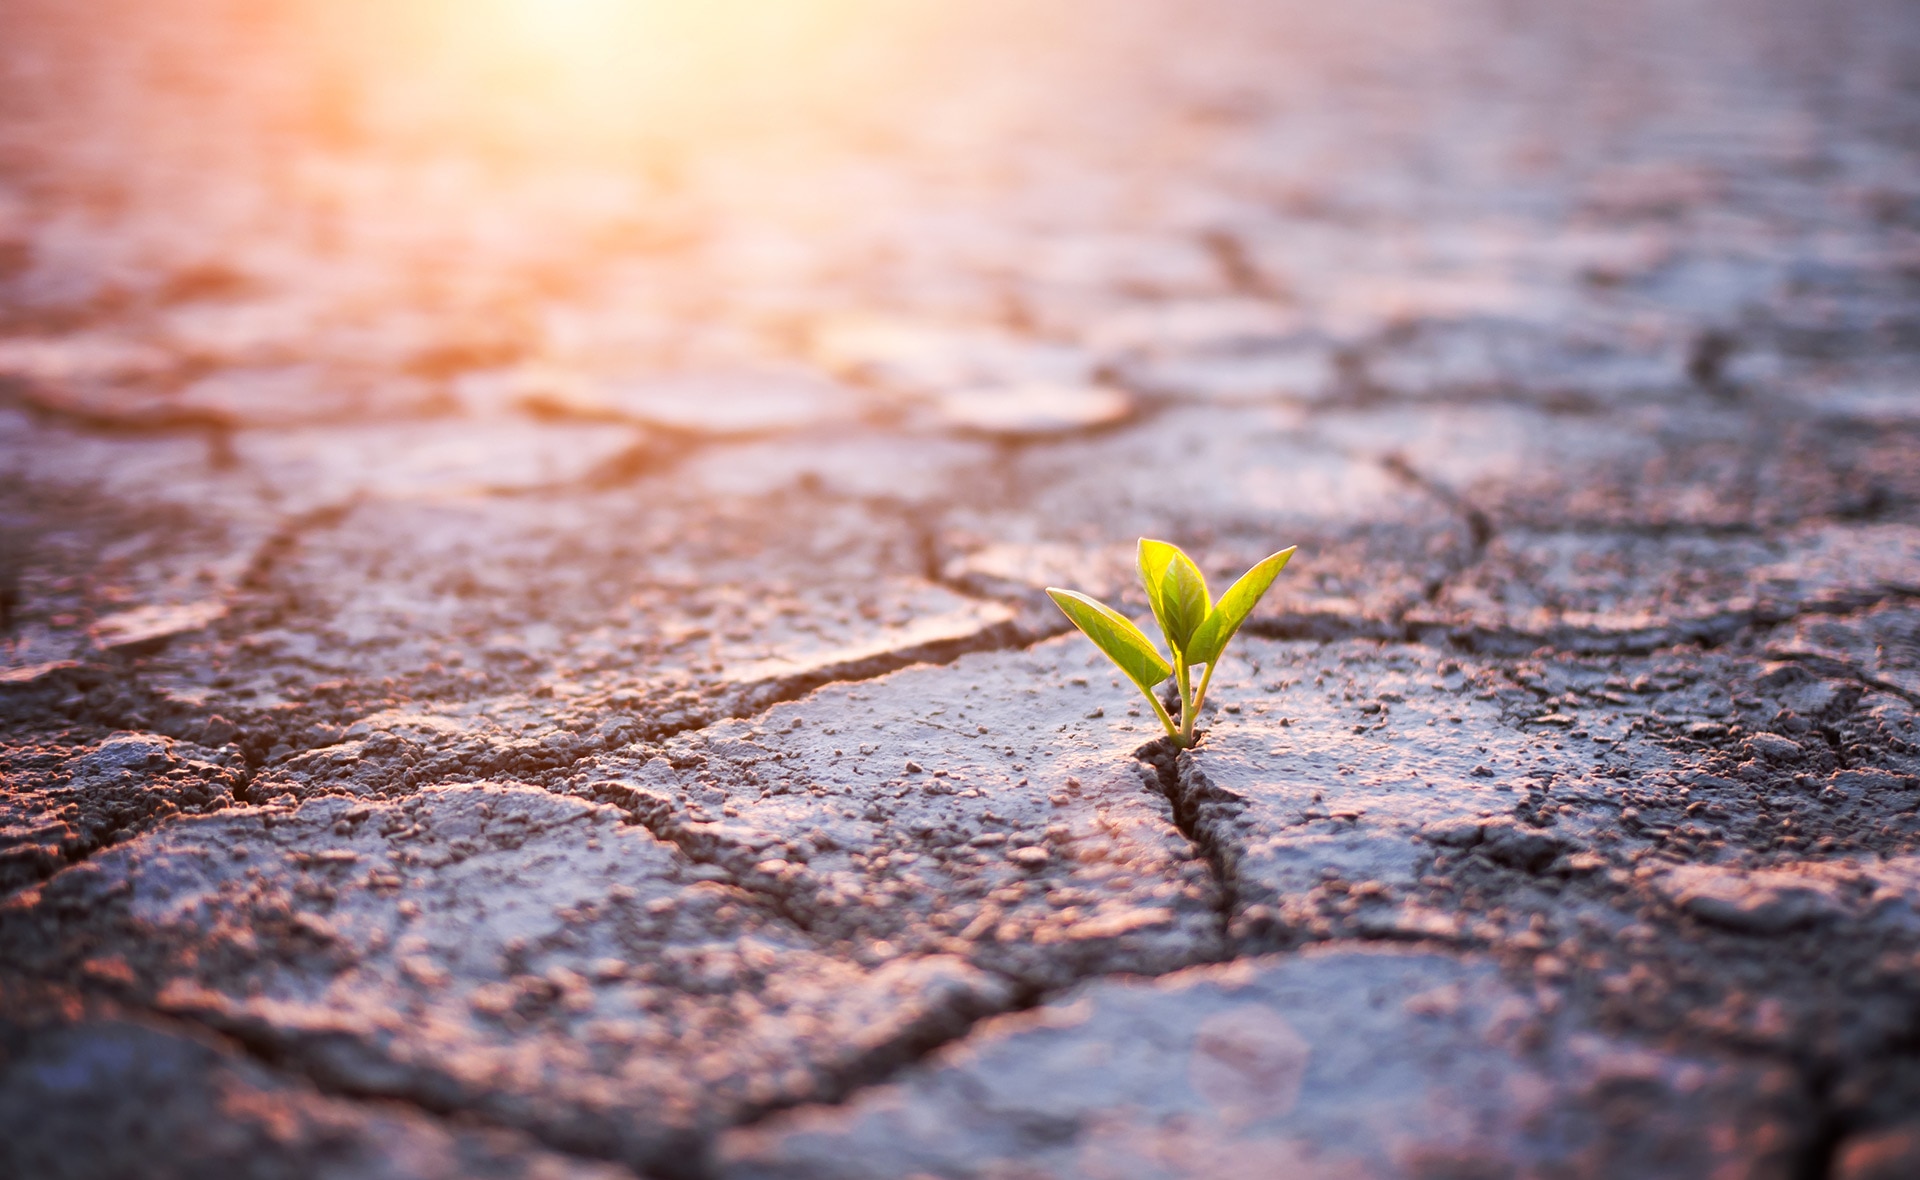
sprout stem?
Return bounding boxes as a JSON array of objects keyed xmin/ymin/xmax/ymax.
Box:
[
  {"xmin": 1185, "ymin": 660, "xmax": 1218, "ymax": 745},
  {"xmin": 1175, "ymin": 656, "xmax": 1194, "ymax": 747},
  {"xmin": 1142, "ymin": 684, "xmax": 1179, "ymax": 742}
]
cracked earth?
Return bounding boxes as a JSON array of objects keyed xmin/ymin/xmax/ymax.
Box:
[{"xmin": 4, "ymin": 0, "xmax": 1920, "ymax": 1176}]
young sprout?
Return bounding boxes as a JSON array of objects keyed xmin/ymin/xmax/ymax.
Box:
[{"xmin": 1047, "ymin": 539, "xmax": 1295, "ymax": 748}]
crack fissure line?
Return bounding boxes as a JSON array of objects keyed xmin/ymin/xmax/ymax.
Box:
[
  {"xmin": 46, "ymin": 984, "xmax": 665, "ymax": 1179},
  {"xmin": 1774, "ymin": 652, "xmax": 1920, "ymax": 708},
  {"xmin": 1379, "ymin": 452, "xmax": 1495, "ymax": 559},
  {"xmin": 1133, "ymin": 737, "xmax": 1240, "ymax": 945}
]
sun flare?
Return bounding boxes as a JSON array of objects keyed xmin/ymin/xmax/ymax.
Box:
[
  {"xmin": 498, "ymin": 0, "xmax": 634, "ymax": 47},
  {"xmin": 304, "ymin": 0, "xmax": 930, "ymax": 152}
]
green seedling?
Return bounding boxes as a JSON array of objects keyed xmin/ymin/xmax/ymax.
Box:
[{"xmin": 1047, "ymin": 539, "xmax": 1295, "ymax": 748}]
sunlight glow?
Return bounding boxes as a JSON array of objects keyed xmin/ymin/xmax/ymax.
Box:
[
  {"xmin": 308, "ymin": 0, "xmax": 925, "ymax": 154},
  {"xmin": 499, "ymin": 0, "xmax": 634, "ymax": 50}
]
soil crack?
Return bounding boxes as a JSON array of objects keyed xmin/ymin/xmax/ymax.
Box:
[{"xmin": 1133, "ymin": 737, "xmax": 1240, "ymax": 945}]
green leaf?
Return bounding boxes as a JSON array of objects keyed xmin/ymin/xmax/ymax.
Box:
[
  {"xmin": 1184, "ymin": 546, "xmax": 1296, "ymax": 667},
  {"xmin": 1160, "ymin": 551, "xmax": 1211, "ymax": 654},
  {"xmin": 1045, "ymin": 588, "xmax": 1173, "ymax": 695},
  {"xmin": 1137, "ymin": 538, "xmax": 1210, "ymax": 655},
  {"xmin": 1136, "ymin": 538, "xmax": 1181, "ymax": 649}
]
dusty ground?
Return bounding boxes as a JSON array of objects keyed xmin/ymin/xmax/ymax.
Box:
[{"xmin": 3, "ymin": 0, "xmax": 1920, "ymax": 1176}]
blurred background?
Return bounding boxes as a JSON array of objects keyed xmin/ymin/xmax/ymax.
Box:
[{"xmin": 3, "ymin": 0, "xmax": 1913, "ymax": 414}]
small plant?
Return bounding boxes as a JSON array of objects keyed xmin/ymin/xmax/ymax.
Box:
[{"xmin": 1047, "ymin": 539, "xmax": 1295, "ymax": 748}]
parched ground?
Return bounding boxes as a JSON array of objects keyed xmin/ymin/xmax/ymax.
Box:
[{"xmin": 3, "ymin": 0, "xmax": 1920, "ymax": 1176}]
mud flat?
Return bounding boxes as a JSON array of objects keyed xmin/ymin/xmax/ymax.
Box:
[{"xmin": 4, "ymin": 0, "xmax": 1920, "ymax": 1176}]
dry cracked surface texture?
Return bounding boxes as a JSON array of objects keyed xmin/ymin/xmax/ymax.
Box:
[{"xmin": 4, "ymin": 0, "xmax": 1920, "ymax": 1176}]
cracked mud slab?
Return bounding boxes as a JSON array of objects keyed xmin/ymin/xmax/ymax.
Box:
[
  {"xmin": 0, "ymin": 982, "xmax": 626, "ymax": 1180},
  {"xmin": 0, "ymin": 784, "xmax": 1014, "ymax": 1176},
  {"xmin": 1171, "ymin": 637, "xmax": 1920, "ymax": 1146},
  {"xmin": 144, "ymin": 485, "xmax": 1017, "ymax": 719},
  {"xmin": 584, "ymin": 639, "xmax": 1224, "ymax": 987},
  {"xmin": 720, "ymin": 946, "xmax": 1805, "ymax": 1180},
  {"xmin": 0, "ymin": 411, "xmax": 276, "ymax": 670},
  {"xmin": 1319, "ymin": 402, "xmax": 1920, "ymax": 538},
  {"xmin": 1169, "ymin": 637, "xmax": 1622, "ymax": 944},
  {"xmin": 937, "ymin": 405, "xmax": 1471, "ymax": 635},
  {"xmin": 0, "ymin": 729, "xmax": 240, "ymax": 895}
]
